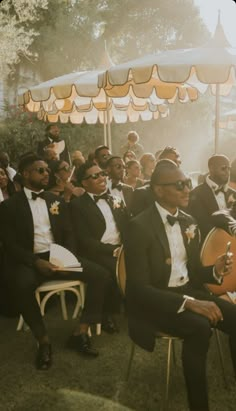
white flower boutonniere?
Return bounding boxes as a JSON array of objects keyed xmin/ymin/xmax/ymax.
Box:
[
  {"xmin": 112, "ymin": 196, "xmax": 122, "ymax": 209},
  {"xmin": 49, "ymin": 201, "xmax": 60, "ymax": 215},
  {"xmin": 227, "ymin": 193, "xmax": 236, "ymax": 206},
  {"xmin": 185, "ymin": 224, "xmax": 197, "ymax": 244}
]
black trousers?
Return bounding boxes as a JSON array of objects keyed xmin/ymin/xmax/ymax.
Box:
[
  {"xmin": 153, "ymin": 284, "xmax": 236, "ymax": 411},
  {"xmin": 7, "ymin": 256, "xmax": 112, "ymax": 341}
]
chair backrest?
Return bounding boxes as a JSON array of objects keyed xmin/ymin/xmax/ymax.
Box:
[
  {"xmin": 201, "ymin": 227, "xmax": 236, "ymax": 295},
  {"xmin": 116, "ymin": 245, "xmax": 126, "ymax": 297}
]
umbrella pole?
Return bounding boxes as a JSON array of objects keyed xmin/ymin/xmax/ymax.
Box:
[
  {"xmin": 106, "ymin": 94, "xmax": 112, "ymax": 151},
  {"xmin": 103, "ymin": 111, "xmax": 107, "ymax": 145},
  {"xmin": 215, "ymin": 84, "xmax": 220, "ymax": 153}
]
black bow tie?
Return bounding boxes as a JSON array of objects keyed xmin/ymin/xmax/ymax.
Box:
[
  {"xmin": 94, "ymin": 191, "xmax": 110, "ymax": 203},
  {"xmin": 167, "ymin": 214, "xmax": 184, "ymax": 226},
  {"xmin": 112, "ymin": 183, "xmax": 122, "ymax": 191},
  {"xmin": 31, "ymin": 191, "xmax": 45, "ymax": 201},
  {"xmin": 214, "ymin": 186, "xmax": 226, "ymax": 195}
]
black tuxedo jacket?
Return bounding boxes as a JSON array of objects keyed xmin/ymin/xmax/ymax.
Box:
[
  {"xmin": 130, "ymin": 183, "xmax": 155, "ymax": 216},
  {"xmin": 0, "ymin": 190, "xmax": 74, "ymax": 269},
  {"xmin": 37, "ymin": 137, "xmax": 71, "ymax": 164},
  {"xmin": 124, "ymin": 204, "xmax": 218, "ymax": 351},
  {"xmin": 70, "ymin": 192, "xmax": 129, "ymax": 264},
  {"xmin": 188, "ymin": 182, "xmax": 236, "ymax": 242}
]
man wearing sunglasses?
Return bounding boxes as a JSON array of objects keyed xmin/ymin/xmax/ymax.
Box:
[
  {"xmin": 71, "ymin": 161, "xmax": 129, "ymax": 333},
  {"xmin": 188, "ymin": 154, "xmax": 236, "ymax": 242},
  {"xmin": 124, "ymin": 159, "xmax": 236, "ymax": 411},
  {"xmin": 94, "ymin": 145, "xmax": 112, "ymax": 170},
  {"xmin": 0, "ymin": 154, "xmax": 113, "ymax": 369},
  {"xmin": 106, "ymin": 156, "xmax": 134, "ymax": 215}
]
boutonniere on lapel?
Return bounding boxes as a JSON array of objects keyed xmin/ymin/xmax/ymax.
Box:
[
  {"xmin": 185, "ymin": 224, "xmax": 197, "ymax": 244},
  {"xmin": 227, "ymin": 193, "xmax": 236, "ymax": 207},
  {"xmin": 108, "ymin": 195, "xmax": 124, "ymax": 210},
  {"xmin": 49, "ymin": 200, "xmax": 60, "ymax": 215}
]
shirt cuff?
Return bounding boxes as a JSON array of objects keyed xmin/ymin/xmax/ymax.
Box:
[
  {"xmin": 178, "ymin": 295, "xmax": 195, "ymax": 313},
  {"xmin": 213, "ymin": 267, "xmax": 223, "ymax": 284}
]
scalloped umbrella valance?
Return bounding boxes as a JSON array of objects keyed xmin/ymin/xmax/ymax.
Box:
[{"xmin": 98, "ymin": 13, "xmax": 236, "ymax": 152}]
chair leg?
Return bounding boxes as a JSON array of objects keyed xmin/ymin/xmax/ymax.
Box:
[
  {"xmin": 163, "ymin": 338, "xmax": 172, "ymax": 411},
  {"xmin": 215, "ymin": 329, "xmax": 227, "ymax": 387},
  {"xmin": 60, "ymin": 291, "xmax": 68, "ymax": 320},
  {"xmin": 126, "ymin": 342, "xmax": 135, "ymax": 381},
  {"xmin": 172, "ymin": 340, "xmax": 177, "ymax": 366}
]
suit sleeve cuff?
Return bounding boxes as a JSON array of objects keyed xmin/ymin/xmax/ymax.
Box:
[{"xmin": 178, "ymin": 295, "xmax": 195, "ymax": 313}]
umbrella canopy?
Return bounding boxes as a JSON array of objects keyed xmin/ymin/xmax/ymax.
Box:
[{"xmin": 98, "ymin": 13, "xmax": 236, "ymax": 152}]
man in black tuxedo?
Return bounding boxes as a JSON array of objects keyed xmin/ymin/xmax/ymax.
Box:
[
  {"xmin": 188, "ymin": 154, "xmax": 236, "ymax": 242},
  {"xmin": 124, "ymin": 159, "xmax": 236, "ymax": 411},
  {"xmin": 71, "ymin": 161, "xmax": 128, "ymax": 332},
  {"xmin": 106, "ymin": 156, "xmax": 133, "ymax": 215},
  {"xmin": 0, "ymin": 154, "xmax": 112, "ymax": 369},
  {"xmin": 37, "ymin": 124, "xmax": 71, "ymax": 164}
]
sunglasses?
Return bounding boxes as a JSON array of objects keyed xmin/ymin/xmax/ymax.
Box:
[
  {"xmin": 158, "ymin": 179, "xmax": 192, "ymax": 191},
  {"xmin": 58, "ymin": 165, "xmax": 71, "ymax": 172},
  {"xmin": 83, "ymin": 171, "xmax": 107, "ymax": 180},
  {"xmin": 32, "ymin": 167, "xmax": 50, "ymax": 175}
]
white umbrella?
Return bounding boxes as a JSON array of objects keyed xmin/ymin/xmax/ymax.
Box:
[{"xmin": 98, "ymin": 13, "xmax": 236, "ymax": 152}]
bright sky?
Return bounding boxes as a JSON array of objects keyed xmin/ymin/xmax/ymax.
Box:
[{"xmin": 194, "ymin": 0, "xmax": 236, "ymax": 46}]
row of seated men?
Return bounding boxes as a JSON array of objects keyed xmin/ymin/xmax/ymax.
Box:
[{"xmin": 1, "ymin": 148, "xmax": 236, "ymax": 411}]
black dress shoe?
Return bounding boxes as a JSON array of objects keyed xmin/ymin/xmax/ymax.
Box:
[
  {"xmin": 101, "ymin": 317, "xmax": 119, "ymax": 334},
  {"xmin": 36, "ymin": 343, "xmax": 52, "ymax": 370},
  {"xmin": 67, "ymin": 334, "xmax": 99, "ymax": 357}
]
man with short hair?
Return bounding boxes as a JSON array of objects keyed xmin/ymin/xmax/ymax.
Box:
[
  {"xmin": 106, "ymin": 156, "xmax": 133, "ymax": 214},
  {"xmin": 159, "ymin": 145, "xmax": 182, "ymax": 166},
  {"xmin": 188, "ymin": 154, "xmax": 236, "ymax": 242},
  {"xmin": 0, "ymin": 154, "xmax": 111, "ymax": 369},
  {"xmin": 0, "ymin": 151, "xmax": 16, "ymax": 181},
  {"xmin": 94, "ymin": 145, "xmax": 111, "ymax": 170},
  {"xmin": 71, "ymin": 161, "xmax": 128, "ymax": 333},
  {"xmin": 120, "ymin": 131, "xmax": 144, "ymax": 159},
  {"xmin": 124, "ymin": 159, "xmax": 236, "ymax": 411},
  {"xmin": 37, "ymin": 124, "xmax": 71, "ymax": 164}
]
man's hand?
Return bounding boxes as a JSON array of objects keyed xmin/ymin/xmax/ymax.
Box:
[
  {"xmin": 34, "ymin": 259, "xmax": 59, "ymax": 277},
  {"xmin": 185, "ymin": 298, "xmax": 223, "ymax": 326},
  {"xmin": 215, "ymin": 252, "xmax": 233, "ymax": 278}
]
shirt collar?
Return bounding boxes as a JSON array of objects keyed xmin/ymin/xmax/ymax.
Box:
[
  {"xmin": 155, "ymin": 201, "xmax": 178, "ymax": 225},
  {"xmin": 24, "ymin": 187, "xmax": 44, "ymax": 200},
  {"xmin": 206, "ymin": 175, "xmax": 228, "ymax": 192}
]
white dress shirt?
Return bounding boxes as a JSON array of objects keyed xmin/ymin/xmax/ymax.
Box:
[
  {"xmin": 88, "ymin": 192, "xmax": 121, "ymax": 245},
  {"xmin": 107, "ymin": 179, "xmax": 126, "ymax": 205},
  {"xmin": 155, "ymin": 202, "xmax": 189, "ymax": 287},
  {"xmin": 205, "ymin": 175, "xmax": 227, "ymax": 210},
  {"xmin": 24, "ymin": 187, "xmax": 54, "ymax": 254}
]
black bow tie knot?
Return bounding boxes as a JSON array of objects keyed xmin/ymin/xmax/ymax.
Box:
[
  {"xmin": 94, "ymin": 191, "xmax": 110, "ymax": 203},
  {"xmin": 214, "ymin": 186, "xmax": 226, "ymax": 195},
  {"xmin": 31, "ymin": 191, "xmax": 45, "ymax": 201},
  {"xmin": 112, "ymin": 183, "xmax": 122, "ymax": 191},
  {"xmin": 167, "ymin": 214, "xmax": 184, "ymax": 226}
]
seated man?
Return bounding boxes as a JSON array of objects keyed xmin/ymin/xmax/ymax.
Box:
[
  {"xmin": 70, "ymin": 161, "xmax": 129, "ymax": 332},
  {"xmin": 0, "ymin": 154, "xmax": 111, "ymax": 369},
  {"xmin": 124, "ymin": 159, "xmax": 236, "ymax": 411},
  {"xmin": 188, "ymin": 154, "xmax": 236, "ymax": 242},
  {"xmin": 106, "ymin": 156, "xmax": 133, "ymax": 215}
]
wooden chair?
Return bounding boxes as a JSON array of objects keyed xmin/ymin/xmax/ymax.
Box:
[
  {"xmin": 16, "ymin": 279, "xmax": 85, "ymax": 331},
  {"xmin": 116, "ymin": 246, "xmax": 181, "ymax": 410}
]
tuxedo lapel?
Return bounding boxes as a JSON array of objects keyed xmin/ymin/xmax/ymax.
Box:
[
  {"xmin": 202, "ymin": 183, "xmax": 219, "ymax": 213},
  {"xmin": 84, "ymin": 192, "xmax": 106, "ymax": 224},
  {"xmin": 151, "ymin": 205, "xmax": 171, "ymax": 260},
  {"xmin": 18, "ymin": 191, "xmax": 34, "ymax": 246}
]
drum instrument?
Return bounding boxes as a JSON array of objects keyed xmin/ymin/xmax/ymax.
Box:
[{"xmin": 201, "ymin": 228, "xmax": 236, "ymax": 295}]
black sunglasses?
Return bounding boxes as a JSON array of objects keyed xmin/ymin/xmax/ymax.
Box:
[
  {"xmin": 83, "ymin": 171, "xmax": 107, "ymax": 180},
  {"xmin": 158, "ymin": 179, "xmax": 192, "ymax": 191},
  {"xmin": 32, "ymin": 167, "xmax": 50, "ymax": 175},
  {"xmin": 58, "ymin": 165, "xmax": 71, "ymax": 172}
]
